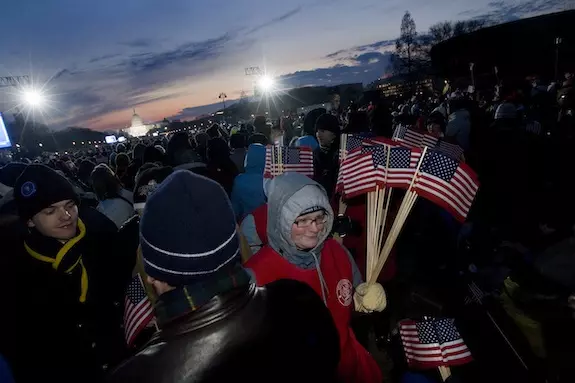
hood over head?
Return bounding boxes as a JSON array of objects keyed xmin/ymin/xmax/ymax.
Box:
[
  {"xmin": 244, "ymin": 144, "xmax": 266, "ymax": 174},
  {"xmin": 266, "ymin": 173, "xmax": 333, "ymax": 269}
]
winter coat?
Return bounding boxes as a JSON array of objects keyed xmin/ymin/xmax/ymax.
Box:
[
  {"xmin": 239, "ymin": 203, "xmax": 268, "ymax": 255},
  {"xmin": 108, "ymin": 280, "xmax": 340, "ymax": 383},
  {"xmin": 231, "ymin": 144, "xmax": 266, "ymax": 220},
  {"xmin": 96, "ymin": 188, "xmax": 135, "ymax": 229},
  {"xmin": 446, "ymin": 109, "xmax": 471, "ymax": 151},
  {"xmin": 1, "ymin": 208, "xmax": 135, "ymax": 383},
  {"xmin": 229, "ymin": 147, "xmax": 247, "ymax": 173},
  {"xmin": 295, "ymin": 135, "xmax": 319, "ymax": 150},
  {"xmin": 207, "ymin": 138, "xmax": 239, "ymax": 196},
  {"xmin": 314, "ymin": 144, "xmax": 340, "ymax": 199},
  {"xmin": 245, "ymin": 173, "xmax": 381, "ymax": 383}
]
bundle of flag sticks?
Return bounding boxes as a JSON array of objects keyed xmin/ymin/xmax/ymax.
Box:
[{"xmin": 338, "ymin": 133, "xmax": 479, "ymax": 285}]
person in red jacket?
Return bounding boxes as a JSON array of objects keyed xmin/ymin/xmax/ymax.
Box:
[{"xmin": 245, "ymin": 173, "xmax": 384, "ymax": 383}]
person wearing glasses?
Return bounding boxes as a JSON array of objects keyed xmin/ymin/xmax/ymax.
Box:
[{"xmin": 245, "ymin": 172, "xmax": 383, "ymax": 383}]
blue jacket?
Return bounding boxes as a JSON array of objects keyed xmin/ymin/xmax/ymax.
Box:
[
  {"xmin": 231, "ymin": 144, "xmax": 267, "ymax": 220},
  {"xmin": 295, "ymin": 135, "xmax": 319, "ymax": 150}
]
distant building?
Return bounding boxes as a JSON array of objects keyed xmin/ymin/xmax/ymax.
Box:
[
  {"xmin": 368, "ymin": 74, "xmax": 435, "ymax": 98},
  {"xmin": 122, "ymin": 109, "xmax": 157, "ymax": 137},
  {"xmin": 431, "ymin": 10, "xmax": 575, "ymax": 85}
]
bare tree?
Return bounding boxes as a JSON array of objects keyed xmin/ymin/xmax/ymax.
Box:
[
  {"xmin": 428, "ymin": 19, "xmax": 487, "ymax": 45},
  {"xmin": 394, "ymin": 11, "xmax": 423, "ymax": 75}
]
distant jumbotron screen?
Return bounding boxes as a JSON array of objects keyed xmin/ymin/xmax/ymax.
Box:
[
  {"xmin": 105, "ymin": 135, "xmax": 117, "ymax": 144},
  {"xmin": 0, "ymin": 113, "xmax": 12, "ymax": 149}
]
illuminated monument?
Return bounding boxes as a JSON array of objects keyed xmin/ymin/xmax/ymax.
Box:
[{"xmin": 122, "ymin": 109, "xmax": 156, "ymax": 137}]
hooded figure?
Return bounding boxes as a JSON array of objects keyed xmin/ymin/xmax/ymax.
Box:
[
  {"xmin": 231, "ymin": 144, "xmax": 266, "ymax": 220},
  {"xmin": 314, "ymin": 113, "xmax": 341, "ymax": 199},
  {"xmin": 206, "ymin": 137, "xmax": 239, "ymax": 196},
  {"xmin": 246, "ymin": 173, "xmax": 383, "ymax": 383},
  {"xmin": 295, "ymin": 108, "xmax": 324, "ymax": 150},
  {"xmin": 446, "ymin": 100, "xmax": 471, "ymax": 151}
]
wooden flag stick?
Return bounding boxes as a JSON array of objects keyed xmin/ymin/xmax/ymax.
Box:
[
  {"xmin": 278, "ymin": 146, "xmax": 283, "ymax": 175},
  {"xmin": 366, "ymin": 191, "xmax": 373, "ymax": 279},
  {"xmin": 373, "ymin": 185, "xmax": 386, "ymax": 275},
  {"xmin": 438, "ymin": 366, "xmax": 451, "ymax": 382},
  {"xmin": 371, "ymin": 186, "xmax": 384, "ymax": 280},
  {"xmin": 368, "ymin": 147, "xmax": 428, "ymax": 284},
  {"xmin": 375, "ymin": 145, "xmax": 392, "ymax": 261},
  {"xmin": 379, "ymin": 145, "xmax": 393, "ymax": 244},
  {"xmin": 270, "ymin": 145, "xmax": 276, "ymax": 176},
  {"xmin": 340, "ymin": 133, "xmax": 348, "ymax": 161},
  {"xmin": 338, "ymin": 196, "xmax": 347, "ymax": 216}
]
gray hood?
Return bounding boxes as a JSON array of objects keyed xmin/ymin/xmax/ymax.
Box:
[{"xmin": 266, "ymin": 173, "xmax": 334, "ymax": 269}]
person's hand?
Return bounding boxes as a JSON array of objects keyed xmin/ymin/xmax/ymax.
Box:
[{"xmin": 353, "ymin": 282, "xmax": 387, "ymax": 313}]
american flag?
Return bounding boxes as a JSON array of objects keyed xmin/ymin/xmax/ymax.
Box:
[
  {"xmin": 436, "ymin": 140, "xmax": 464, "ymax": 161},
  {"xmin": 413, "ymin": 150, "xmax": 479, "ymax": 222},
  {"xmin": 124, "ymin": 274, "xmax": 155, "ymax": 347},
  {"xmin": 399, "ymin": 318, "xmax": 473, "ymax": 369},
  {"xmin": 264, "ymin": 146, "xmax": 314, "ymax": 178},
  {"xmin": 372, "ymin": 146, "xmax": 422, "ymax": 189},
  {"xmin": 340, "ymin": 134, "xmax": 374, "ymax": 161},
  {"xmin": 393, "ymin": 125, "xmax": 438, "ymax": 149},
  {"xmin": 338, "ymin": 148, "xmax": 379, "ymax": 198},
  {"xmin": 368, "ymin": 136, "xmax": 401, "ymax": 147}
]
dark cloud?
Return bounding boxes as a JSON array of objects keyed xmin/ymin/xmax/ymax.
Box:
[
  {"xmin": 324, "ymin": 38, "xmax": 395, "ymax": 60},
  {"xmin": 88, "ymin": 53, "xmax": 121, "ymax": 63},
  {"xmin": 50, "ymin": 31, "xmax": 252, "ymax": 129},
  {"xmin": 246, "ymin": 7, "xmax": 302, "ymax": 34},
  {"xmin": 124, "ymin": 33, "xmax": 234, "ymax": 74},
  {"xmin": 279, "ymin": 51, "xmax": 393, "ymax": 88},
  {"xmin": 119, "ymin": 38, "xmax": 156, "ymax": 48},
  {"xmin": 460, "ymin": 0, "xmax": 565, "ymax": 24}
]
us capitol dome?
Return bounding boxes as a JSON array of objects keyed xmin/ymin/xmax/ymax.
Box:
[{"xmin": 122, "ymin": 109, "xmax": 157, "ymax": 137}]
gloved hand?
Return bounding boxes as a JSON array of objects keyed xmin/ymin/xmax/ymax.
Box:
[
  {"xmin": 332, "ymin": 214, "xmax": 362, "ymax": 237},
  {"xmin": 353, "ymin": 282, "xmax": 387, "ymax": 313}
]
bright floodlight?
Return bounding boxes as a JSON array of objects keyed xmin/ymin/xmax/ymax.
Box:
[
  {"xmin": 22, "ymin": 89, "xmax": 45, "ymax": 107},
  {"xmin": 258, "ymin": 75, "xmax": 275, "ymax": 92}
]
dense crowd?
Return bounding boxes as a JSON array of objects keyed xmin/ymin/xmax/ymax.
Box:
[{"xmin": 0, "ymin": 75, "xmax": 575, "ymax": 383}]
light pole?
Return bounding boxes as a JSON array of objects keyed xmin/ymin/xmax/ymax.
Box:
[
  {"xmin": 555, "ymin": 37, "xmax": 562, "ymax": 81},
  {"xmin": 218, "ymin": 92, "xmax": 227, "ymax": 109}
]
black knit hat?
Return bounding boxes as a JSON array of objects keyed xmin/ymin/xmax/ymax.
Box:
[
  {"xmin": 14, "ymin": 164, "xmax": 80, "ymax": 221},
  {"xmin": 303, "ymin": 108, "xmax": 327, "ymax": 135},
  {"xmin": 140, "ymin": 170, "xmax": 240, "ymax": 286},
  {"xmin": 0, "ymin": 162, "xmax": 26, "ymax": 190},
  {"xmin": 133, "ymin": 166, "xmax": 173, "ymax": 211},
  {"xmin": 315, "ymin": 113, "xmax": 340, "ymax": 135}
]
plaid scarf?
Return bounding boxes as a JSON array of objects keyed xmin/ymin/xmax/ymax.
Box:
[
  {"xmin": 155, "ymin": 264, "xmax": 250, "ymax": 326},
  {"xmin": 24, "ymin": 218, "xmax": 89, "ymax": 303}
]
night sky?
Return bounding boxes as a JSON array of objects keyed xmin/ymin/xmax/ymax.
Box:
[{"xmin": 0, "ymin": 0, "xmax": 564, "ymax": 131}]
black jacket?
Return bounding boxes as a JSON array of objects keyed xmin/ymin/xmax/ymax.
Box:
[
  {"xmin": 108, "ymin": 280, "xmax": 340, "ymax": 383},
  {"xmin": 314, "ymin": 145, "xmax": 340, "ymax": 199},
  {"xmin": 1, "ymin": 208, "xmax": 136, "ymax": 383}
]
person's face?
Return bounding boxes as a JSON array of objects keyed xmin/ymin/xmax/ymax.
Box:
[
  {"xmin": 316, "ymin": 129, "xmax": 336, "ymax": 147},
  {"xmin": 332, "ymin": 95, "xmax": 341, "ymax": 109},
  {"xmin": 291, "ymin": 210, "xmax": 327, "ymax": 250},
  {"xmin": 427, "ymin": 123, "xmax": 444, "ymax": 138},
  {"xmin": 28, "ymin": 199, "xmax": 79, "ymax": 241}
]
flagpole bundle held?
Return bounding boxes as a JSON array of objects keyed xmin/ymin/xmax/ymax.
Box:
[{"xmin": 337, "ymin": 135, "xmax": 480, "ymax": 291}]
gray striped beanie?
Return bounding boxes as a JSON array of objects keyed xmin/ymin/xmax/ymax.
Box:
[{"xmin": 140, "ymin": 170, "xmax": 240, "ymax": 286}]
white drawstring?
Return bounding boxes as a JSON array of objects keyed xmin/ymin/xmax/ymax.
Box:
[{"xmin": 311, "ymin": 251, "xmax": 328, "ymax": 306}]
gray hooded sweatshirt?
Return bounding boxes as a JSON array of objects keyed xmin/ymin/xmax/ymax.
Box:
[{"xmin": 259, "ymin": 172, "xmax": 362, "ymax": 304}]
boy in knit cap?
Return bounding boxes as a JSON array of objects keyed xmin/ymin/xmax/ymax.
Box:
[
  {"xmin": 110, "ymin": 170, "xmax": 340, "ymax": 383},
  {"xmin": 5, "ymin": 164, "xmax": 132, "ymax": 383}
]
